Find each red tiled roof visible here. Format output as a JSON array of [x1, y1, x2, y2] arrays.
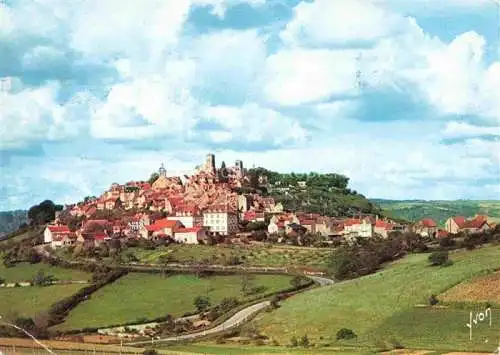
[[300, 219, 315, 226], [47, 225, 71, 233], [452, 216, 466, 227], [463, 216, 488, 229], [94, 233, 108, 241], [146, 219, 181, 232], [420, 218, 437, 227], [437, 230, 449, 238], [344, 219, 361, 226]]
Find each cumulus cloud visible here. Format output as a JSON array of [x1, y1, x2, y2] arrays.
[[0, 78, 93, 149], [280, 0, 414, 47]]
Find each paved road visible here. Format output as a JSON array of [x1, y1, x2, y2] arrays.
[[126, 275, 335, 345], [127, 301, 271, 345]]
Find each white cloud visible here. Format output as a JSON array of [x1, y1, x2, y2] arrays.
[[280, 0, 413, 47], [0, 79, 92, 149], [200, 103, 310, 145], [90, 60, 198, 140], [262, 49, 359, 106], [444, 121, 500, 139]]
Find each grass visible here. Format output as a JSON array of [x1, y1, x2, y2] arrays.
[[125, 244, 331, 269], [0, 262, 91, 283], [55, 273, 295, 330], [0, 285, 84, 318], [252, 245, 500, 352], [164, 343, 363, 354]]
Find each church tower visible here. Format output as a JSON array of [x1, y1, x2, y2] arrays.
[[205, 154, 216, 175], [159, 163, 167, 177]]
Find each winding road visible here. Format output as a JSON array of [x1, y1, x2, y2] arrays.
[[126, 275, 335, 345]]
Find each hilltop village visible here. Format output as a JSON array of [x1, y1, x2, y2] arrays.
[[42, 154, 496, 250]]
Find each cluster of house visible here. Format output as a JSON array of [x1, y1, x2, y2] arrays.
[[413, 215, 493, 239], [263, 213, 405, 240]]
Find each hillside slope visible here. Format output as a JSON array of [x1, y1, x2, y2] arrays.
[[253, 245, 500, 352], [248, 168, 381, 217], [0, 210, 27, 238]]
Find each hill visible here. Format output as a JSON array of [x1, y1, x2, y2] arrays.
[[372, 199, 500, 225], [252, 245, 500, 352], [248, 168, 381, 217], [0, 210, 27, 238]]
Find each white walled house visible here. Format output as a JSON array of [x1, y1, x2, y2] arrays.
[[44, 225, 74, 249], [343, 219, 373, 238], [203, 209, 239, 235], [174, 227, 207, 244], [168, 210, 203, 228]]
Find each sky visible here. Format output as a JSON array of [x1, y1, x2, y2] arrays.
[[1, 0, 500, 210]]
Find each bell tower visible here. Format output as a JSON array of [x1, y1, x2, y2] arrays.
[[159, 163, 167, 177]]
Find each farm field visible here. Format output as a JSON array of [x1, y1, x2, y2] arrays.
[[0, 262, 91, 283], [125, 244, 331, 269], [55, 273, 295, 330], [0, 284, 84, 317], [252, 245, 500, 352], [440, 270, 500, 304]]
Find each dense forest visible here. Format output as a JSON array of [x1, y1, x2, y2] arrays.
[[247, 168, 381, 217]]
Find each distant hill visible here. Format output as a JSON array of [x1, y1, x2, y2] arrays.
[[0, 210, 28, 238], [371, 199, 500, 226]]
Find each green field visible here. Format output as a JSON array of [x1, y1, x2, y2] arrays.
[[253, 245, 500, 352], [0, 262, 91, 283], [0, 284, 84, 318], [125, 244, 331, 269], [373, 199, 500, 225], [56, 273, 295, 330], [165, 344, 362, 354]]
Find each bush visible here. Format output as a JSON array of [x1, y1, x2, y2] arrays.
[[390, 338, 404, 349], [429, 294, 439, 305], [439, 237, 455, 248], [428, 251, 449, 266], [143, 349, 158, 355], [299, 334, 310, 347], [193, 296, 211, 312], [336, 328, 357, 340], [289, 336, 298, 347]]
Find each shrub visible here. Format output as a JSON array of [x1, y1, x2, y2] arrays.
[[143, 349, 158, 355], [429, 294, 439, 305], [193, 296, 211, 312], [299, 334, 310, 347], [289, 336, 298, 347], [336, 328, 357, 340], [428, 251, 449, 266]]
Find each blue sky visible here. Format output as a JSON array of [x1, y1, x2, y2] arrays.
[[1, 0, 500, 210]]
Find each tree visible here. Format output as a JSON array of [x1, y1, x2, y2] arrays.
[[289, 336, 298, 347], [143, 349, 158, 355], [0, 277, 5, 285], [336, 328, 357, 340], [32, 270, 56, 286], [28, 200, 61, 225], [148, 172, 160, 185], [194, 296, 211, 312], [428, 251, 449, 266]]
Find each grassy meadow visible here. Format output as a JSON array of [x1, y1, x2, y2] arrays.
[[55, 273, 295, 330], [0, 284, 84, 318], [252, 245, 500, 352], [125, 244, 331, 269], [0, 262, 91, 283]]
